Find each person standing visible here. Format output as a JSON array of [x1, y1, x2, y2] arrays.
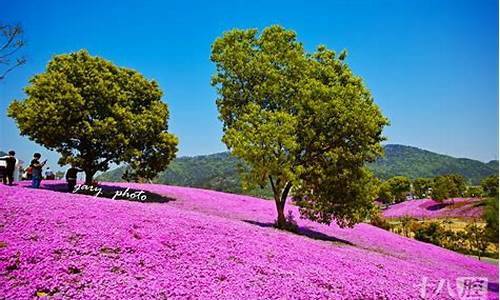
[[30, 153, 46, 188], [0, 151, 18, 186], [0, 159, 6, 184], [65, 164, 83, 192]]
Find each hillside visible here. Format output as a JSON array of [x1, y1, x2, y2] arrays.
[[0, 181, 498, 299], [382, 197, 484, 219], [371, 144, 498, 183], [97, 144, 498, 194]]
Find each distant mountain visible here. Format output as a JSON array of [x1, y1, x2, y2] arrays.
[[370, 144, 498, 184], [486, 160, 499, 173], [97, 144, 498, 194]]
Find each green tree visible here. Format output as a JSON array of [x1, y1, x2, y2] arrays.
[[413, 177, 433, 199], [211, 25, 388, 229], [432, 175, 451, 202], [465, 186, 483, 198], [414, 222, 444, 246], [465, 222, 489, 260], [432, 174, 466, 202], [481, 175, 499, 197], [8, 50, 178, 184], [388, 176, 411, 202], [378, 181, 394, 204], [447, 174, 466, 198], [369, 208, 392, 231], [399, 215, 414, 237], [483, 197, 499, 244]]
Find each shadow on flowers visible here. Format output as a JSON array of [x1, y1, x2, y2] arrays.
[[30, 182, 175, 203], [488, 282, 499, 293], [243, 220, 354, 246]]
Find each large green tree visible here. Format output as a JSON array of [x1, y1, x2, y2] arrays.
[[483, 197, 499, 244], [432, 175, 451, 202], [481, 175, 499, 197], [413, 177, 433, 199], [377, 180, 394, 204], [378, 176, 411, 204], [432, 174, 466, 202], [211, 25, 388, 229], [447, 174, 466, 198], [8, 50, 178, 184]]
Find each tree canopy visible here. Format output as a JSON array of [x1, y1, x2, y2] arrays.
[[211, 25, 388, 228], [378, 176, 411, 204], [481, 175, 499, 197], [413, 177, 433, 199], [431, 174, 466, 202], [8, 50, 178, 184], [483, 197, 499, 244]]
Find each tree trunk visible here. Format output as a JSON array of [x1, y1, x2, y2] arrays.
[[269, 175, 292, 230], [84, 170, 96, 185], [275, 202, 286, 228]]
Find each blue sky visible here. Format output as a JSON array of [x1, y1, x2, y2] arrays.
[[0, 0, 498, 171]]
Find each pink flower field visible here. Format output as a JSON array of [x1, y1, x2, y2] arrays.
[[382, 198, 484, 219], [0, 181, 498, 299]]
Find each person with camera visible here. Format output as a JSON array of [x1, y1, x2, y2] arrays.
[[30, 153, 46, 188]]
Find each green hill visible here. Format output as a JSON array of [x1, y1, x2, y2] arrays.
[[97, 144, 498, 194], [370, 144, 498, 184], [486, 160, 499, 173]]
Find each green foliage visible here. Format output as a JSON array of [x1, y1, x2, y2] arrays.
[[481, 175, 499, 197], [447, 174, 467, 198], [483, 197, 499, 243], [378, 176, 411, 203], [465, 222, 490, 260], [414, 222, 444, 245], [431, 174, 466, 202], [370, 144, 498, 185], [210, 25, 388, 229], [413, 177, 433, 199], [403, 219, 496, 259], [399, 215, 414, 237], [377, 181, 393, 204], [439, 229, 468, 253], [432, 176, 450, 202], [465, 186, 483, 198], [98, 147, 500, 203], [369, 209, 393, 231], [8, 50, 178, 184]]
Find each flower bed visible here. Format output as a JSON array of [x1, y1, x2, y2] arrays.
[[382, 198, 483, 219], [0, 181, 497, 299]]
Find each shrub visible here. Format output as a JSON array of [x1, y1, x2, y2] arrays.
[[369, 211, 392, 231], [483, 197, 499, 243], [465, 222, 490, 260], [414, 222, 444, 246]]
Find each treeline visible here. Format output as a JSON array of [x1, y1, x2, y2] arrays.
[[377, 174, 499, 204]]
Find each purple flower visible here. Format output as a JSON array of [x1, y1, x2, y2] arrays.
[[0, 181, 497, 299]]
